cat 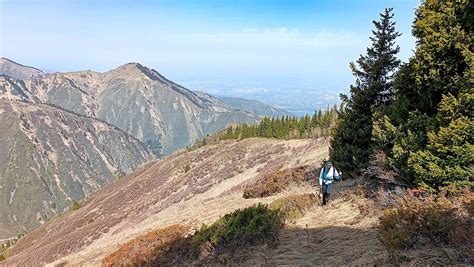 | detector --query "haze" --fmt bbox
[0,0,418,114]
